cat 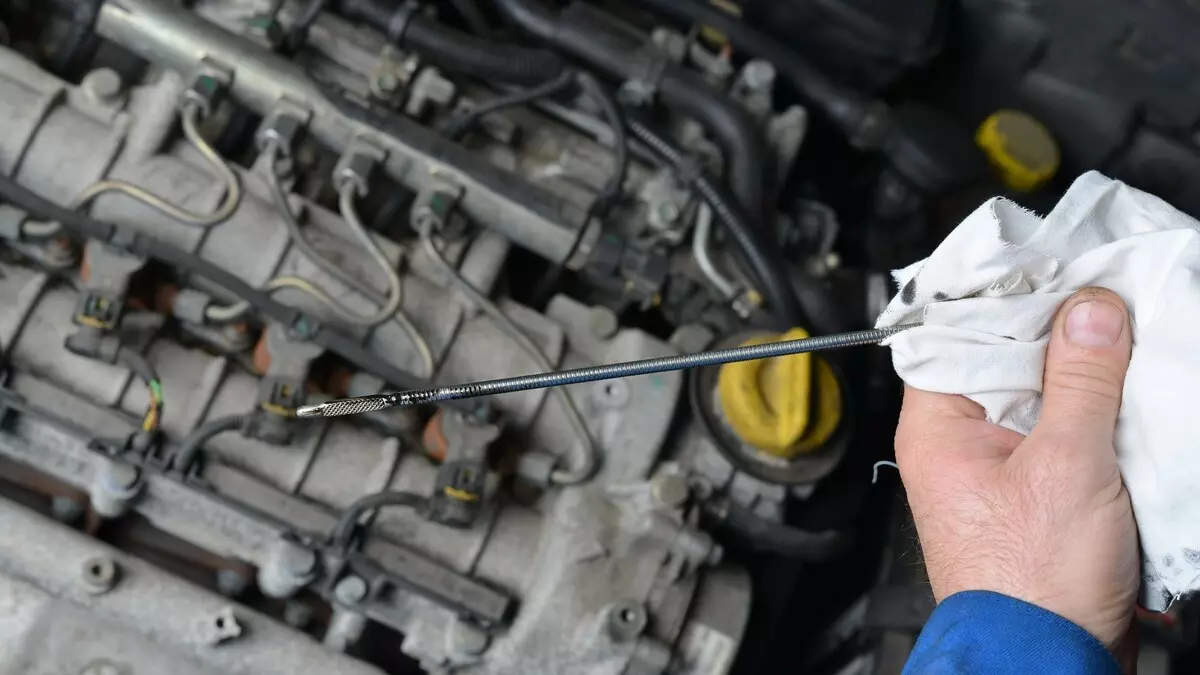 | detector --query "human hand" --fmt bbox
[895,287,1139,656]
